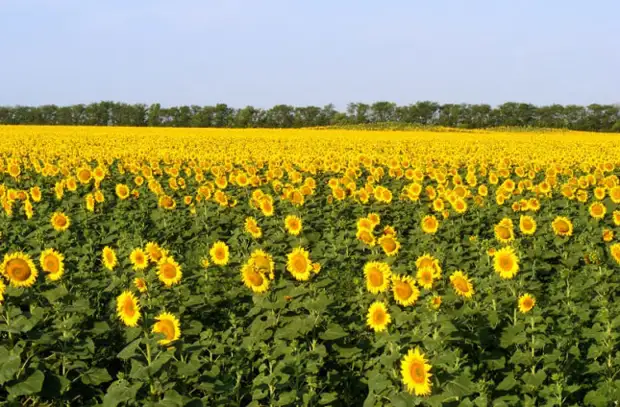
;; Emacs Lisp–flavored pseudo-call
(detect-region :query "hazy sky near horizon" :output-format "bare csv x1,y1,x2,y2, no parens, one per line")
1,0,619,109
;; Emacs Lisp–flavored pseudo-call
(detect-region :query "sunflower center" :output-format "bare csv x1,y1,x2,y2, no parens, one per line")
420,270,433,284
105,252,115,264
215,248,225,260
409,362,426,384
382,238,396,252
522,298,533,309
55,216,67,227
368,269,384,287
523,219,533,229
162,263,177,279
135,254,145,264
44,255,59,273
499,255,513,271
7,259,31,281
497,227,510,239
292,255,307,273
453,277,469,293
424,219,435,229
556,221,569,233
247,270,264,287
395,281,412,299
360,231,373,242
253,255,269,271
157,320,175,340
123,299,136,317
372,309,386,325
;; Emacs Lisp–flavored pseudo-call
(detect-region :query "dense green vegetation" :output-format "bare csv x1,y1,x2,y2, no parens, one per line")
1,101,619,132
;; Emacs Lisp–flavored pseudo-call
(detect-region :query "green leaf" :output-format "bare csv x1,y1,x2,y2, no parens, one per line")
319,323,348,340
319,392,338,405
496,372,518,391
81,367,113,385
0,347,20,385
7,370,45,399
117,338,141,360
584,390,609,407
41,285,69,303
522,370,546,388
103,380,143,407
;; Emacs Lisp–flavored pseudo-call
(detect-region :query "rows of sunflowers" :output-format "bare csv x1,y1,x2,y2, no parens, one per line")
0,125,618,406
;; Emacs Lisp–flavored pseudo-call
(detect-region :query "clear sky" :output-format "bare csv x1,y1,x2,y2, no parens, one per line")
1,0,619,108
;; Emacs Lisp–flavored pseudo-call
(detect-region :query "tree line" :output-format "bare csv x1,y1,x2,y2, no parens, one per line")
1,101,619,132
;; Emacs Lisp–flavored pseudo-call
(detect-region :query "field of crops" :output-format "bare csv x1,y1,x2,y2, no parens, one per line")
0,126,618,406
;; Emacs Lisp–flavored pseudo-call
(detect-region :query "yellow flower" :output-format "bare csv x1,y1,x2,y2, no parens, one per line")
134,277,147,293
250,249,275,280
378,235,400,256
102,247,117,271
421,215,439,234
610,243,620,265
40,249,65,281
152,312,181,345
552,216,573,237
416,267,435,290
363,261,391,294
518,293,536,313
366,301,391,332
130,248,149,271
519,215,536,235
210,241,230,266
51,212,70,232
116,291,141,327
494,218,514,244
429,295,442,310
401,347,433,396
241,261,270,293
0,278,5,303
392,275,419,306
493,246,519,279
0,252,38,288
115,184,130,200
602,229,614,242
145,242,166,263
450,270,474,299
588,202,606,220
415,254,442,278
244,217,262,239
157,256,182,287
356,228,375,246
286,247,312,281
285,215,303,236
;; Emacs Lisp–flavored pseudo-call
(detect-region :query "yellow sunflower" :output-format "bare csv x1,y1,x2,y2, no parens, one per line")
0,278,5,303
102,246,117,271
145,242,167,263
378,235,400,256
250,249,275,280
494,218,514,244
130,248,149,270
429,295,442,310
519,215,536,235
39,249,65,281
157,256,182,287
613,210,620,226
392,275,420,306
609,243,620,265
356,228,376,247
518,293,536,313
493,246,519,279
244,217,262,239
51,212,70,232
421,215,439,234
241,261,270,293
588,202,606,220
116,291,141,327
286,247,312,281
210,241,230,266
134,277,147,293
401,347,433,396
285,215,303,236
415,254,442,279
152,312,181,345
602,229,614,242
416,267,435,290
357,217,374,231
0,252,38,288
366,301,391,332
552,216,573,237
115,184,130,200
450,271,474,299
363,261,391,294
367,212,380,226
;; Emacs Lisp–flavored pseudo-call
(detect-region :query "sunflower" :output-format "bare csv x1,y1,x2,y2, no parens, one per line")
134,277,147,293
367,212,380,226
429,295,442,310
0,252,38,288
200,257,210,268
94,190,105,203
77,167,92,184
51,212,70,231
102,246,117,271
0,278,5,303
40,248,64,281
610,185,620,204
453,197,467,214
378,235,400,256
415,254,442,278
610,243,620,265
286,247,312,281
392,275,420,306
602,229,614,242
494,218,514,244
85,194,95,212
614,210,620,226
401,347,433,396
366,301,391,332
518,293,536,313
552,216,573,237
116,291,141,327
29,186,42,202
244,217,262,239
145,242,166,263
493,246,519,279
285,215,303,236
115,184,130,200
260,199,274,216
356,228,376,246
130,248,149,270
383,225,396,237
210,241,230,266
312,262,321,273
416,267,435,290
421,215,439,234
588,202,606,220
357,217,374,231
450,271,474,299
152,312,181,345
519,215,536,235
250,249,275,280
157,256,182,287
158,195,176,210
363,261,391,294
241,261,270,293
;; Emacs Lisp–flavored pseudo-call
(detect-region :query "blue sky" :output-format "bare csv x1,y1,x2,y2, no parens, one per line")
0,0,618,108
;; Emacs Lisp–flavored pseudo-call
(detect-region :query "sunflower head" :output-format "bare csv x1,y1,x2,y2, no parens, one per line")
416,267,435,290
366,301,391,332
51,212,70,232
392,275,419,306
493,246,519,279
401,347,433,396
363,262,391,294
210,241,230,266
519,215,536,235
450,270,474,299
152,312,181,345
40,249,65,281
134,277,148,293
102,247,117,271
286,247,312,281
285,215,303,236
116,291,141,327
250,249,274,279
551,216,573,237
588,202,606,220
518,293,536,313
130,248,149,270
609,243,620,265
1,252,38,288
378,235,400,256
421,215,439,234
157,256,182,287
241,261,270,293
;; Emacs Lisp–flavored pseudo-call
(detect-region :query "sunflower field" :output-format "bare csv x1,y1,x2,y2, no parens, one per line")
0,126,619,406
